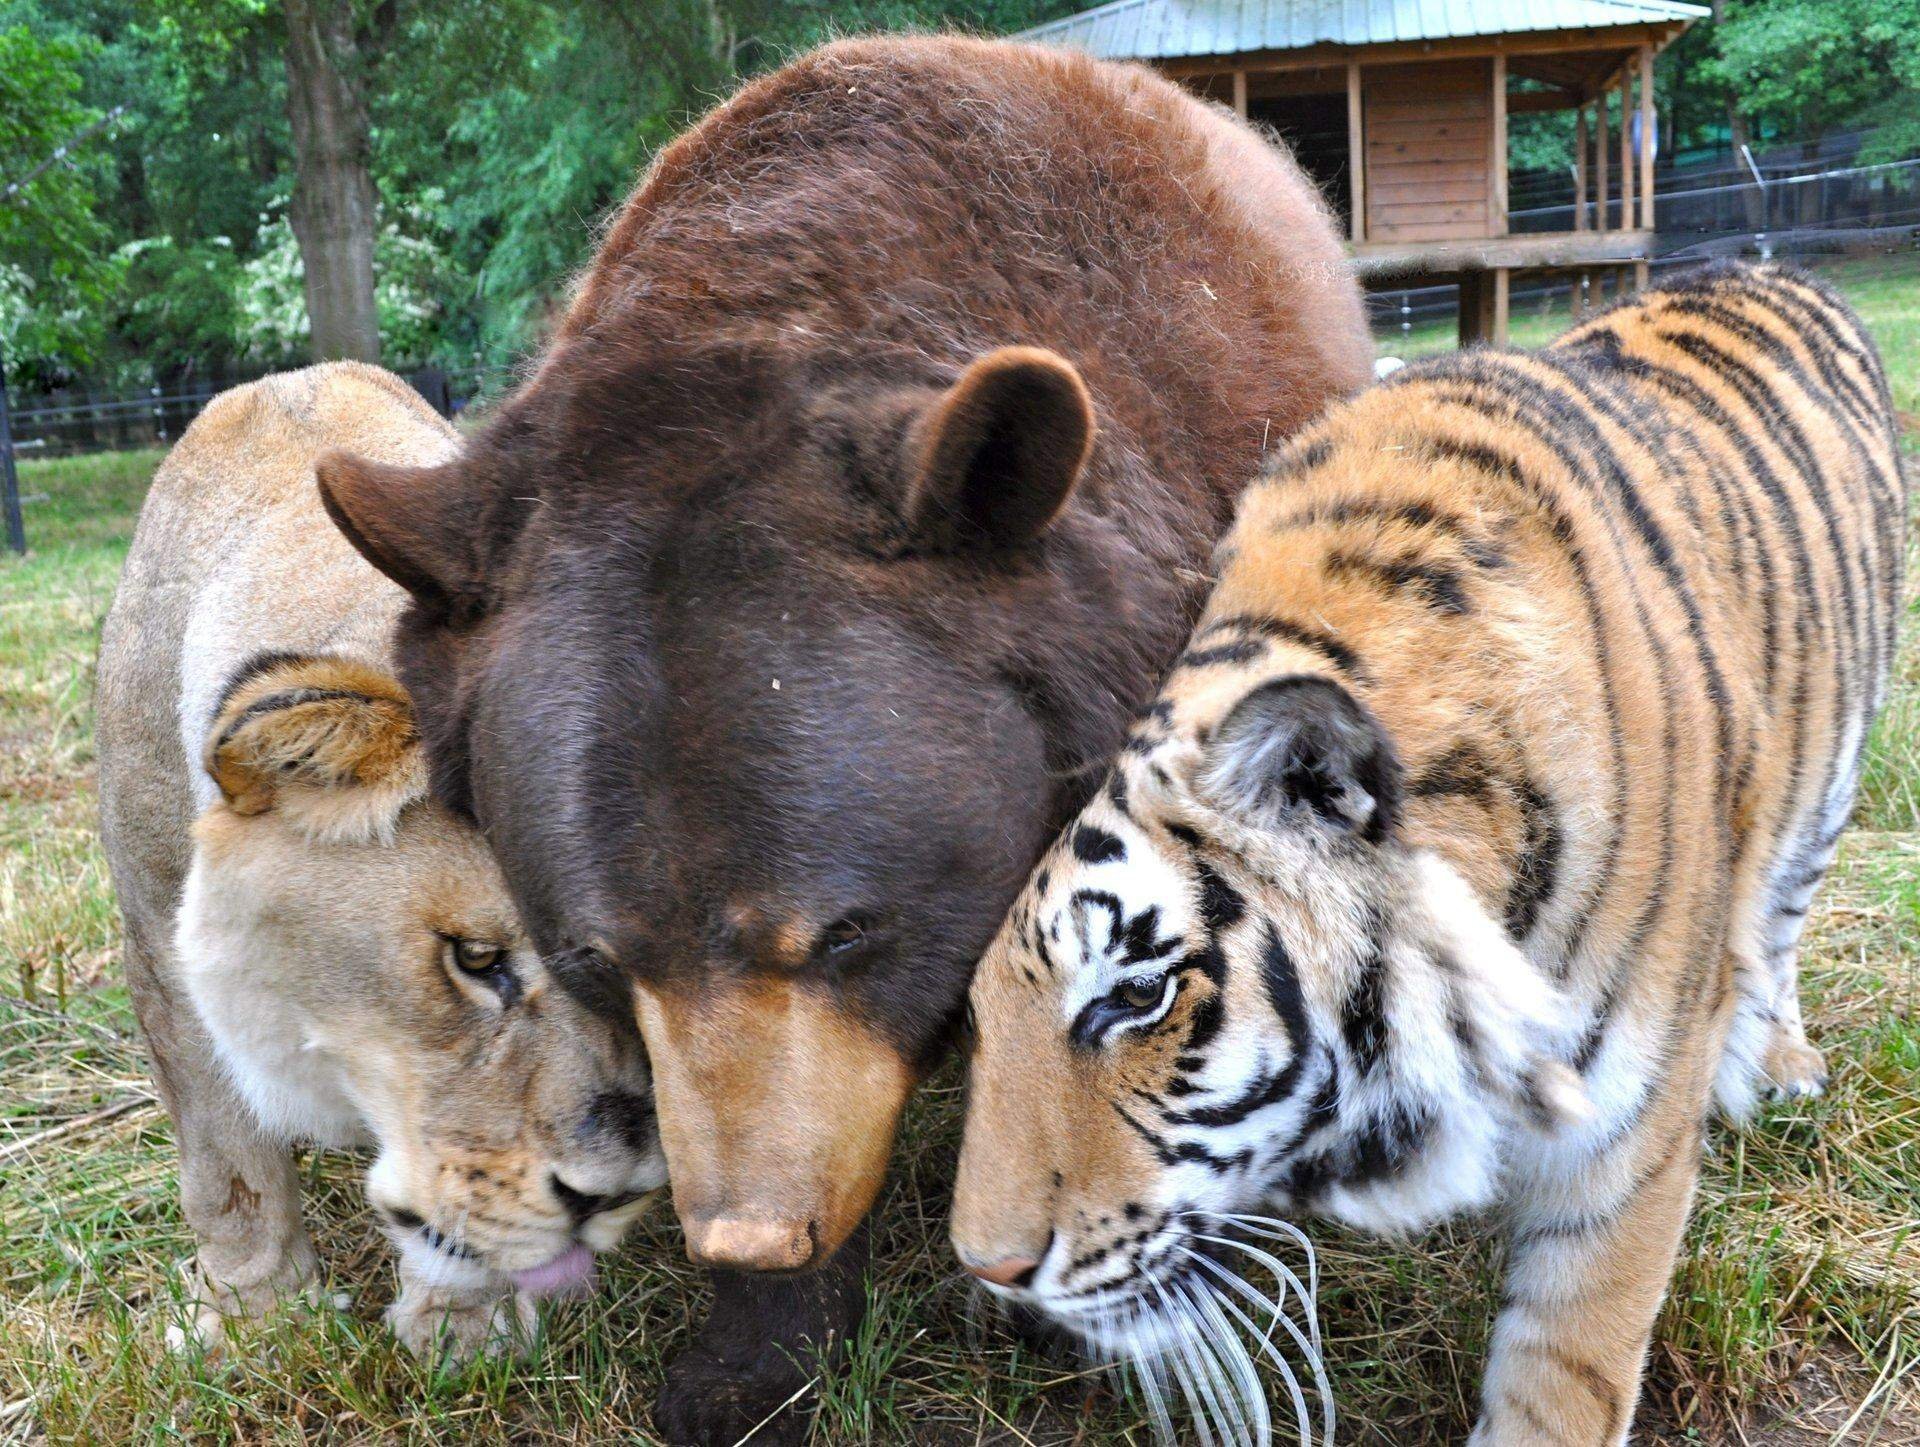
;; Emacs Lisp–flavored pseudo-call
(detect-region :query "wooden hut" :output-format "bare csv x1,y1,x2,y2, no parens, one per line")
1022,0,1707,343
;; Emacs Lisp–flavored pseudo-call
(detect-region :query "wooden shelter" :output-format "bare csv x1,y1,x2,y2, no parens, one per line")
1022,0,1707,342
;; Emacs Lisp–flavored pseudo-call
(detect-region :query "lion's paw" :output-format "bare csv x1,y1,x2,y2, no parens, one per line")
387,1281,537,1361
163,1256,320,1355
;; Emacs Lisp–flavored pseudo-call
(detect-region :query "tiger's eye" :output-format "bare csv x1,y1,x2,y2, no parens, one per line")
1118,975,1165,1011
452,939,505,974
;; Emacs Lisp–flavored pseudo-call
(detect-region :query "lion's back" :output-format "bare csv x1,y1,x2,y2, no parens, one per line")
97,363,455,938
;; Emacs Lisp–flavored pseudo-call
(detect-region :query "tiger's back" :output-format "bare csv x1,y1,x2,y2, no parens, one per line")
1322,262,1906,1113
951,262,1907,1446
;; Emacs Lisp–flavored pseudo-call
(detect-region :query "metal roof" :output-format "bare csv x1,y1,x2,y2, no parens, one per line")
1019,0,1708,60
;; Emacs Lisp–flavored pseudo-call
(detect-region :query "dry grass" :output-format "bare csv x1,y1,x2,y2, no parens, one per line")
2,264,1917,1443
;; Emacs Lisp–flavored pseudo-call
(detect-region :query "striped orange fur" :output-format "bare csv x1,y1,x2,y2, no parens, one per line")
952,263,1907,1445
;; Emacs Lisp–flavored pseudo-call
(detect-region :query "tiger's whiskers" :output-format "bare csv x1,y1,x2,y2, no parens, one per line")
1103,1212,1329,1446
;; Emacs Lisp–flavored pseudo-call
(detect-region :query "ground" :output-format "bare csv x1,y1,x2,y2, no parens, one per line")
2,256,1916,1444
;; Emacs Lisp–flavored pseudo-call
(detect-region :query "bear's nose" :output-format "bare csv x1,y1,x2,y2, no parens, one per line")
966,1255,1041,1289
684,1214,817,1271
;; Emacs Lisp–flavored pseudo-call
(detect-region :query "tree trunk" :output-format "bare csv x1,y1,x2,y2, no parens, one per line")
283,0,380,363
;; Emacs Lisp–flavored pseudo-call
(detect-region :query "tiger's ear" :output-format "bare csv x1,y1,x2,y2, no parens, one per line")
204,654,427,845
1197,676,1402,843
315,452,481,614
897,346,1094,551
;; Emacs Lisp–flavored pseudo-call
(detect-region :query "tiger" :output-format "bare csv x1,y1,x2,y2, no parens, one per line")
950,261,1907,1445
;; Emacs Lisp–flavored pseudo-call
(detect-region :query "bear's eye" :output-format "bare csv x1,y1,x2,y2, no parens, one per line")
1115,973,1168,1012
817,914,873,958
451,939,506,975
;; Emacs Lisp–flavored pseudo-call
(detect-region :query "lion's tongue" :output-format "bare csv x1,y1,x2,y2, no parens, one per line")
510,1243,597,1299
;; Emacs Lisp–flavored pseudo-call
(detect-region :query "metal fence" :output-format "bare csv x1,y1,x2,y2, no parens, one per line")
4,362,510,460
1368,128,1920,335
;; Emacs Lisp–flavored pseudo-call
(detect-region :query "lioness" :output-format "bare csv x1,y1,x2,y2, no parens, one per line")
97,363,667,1357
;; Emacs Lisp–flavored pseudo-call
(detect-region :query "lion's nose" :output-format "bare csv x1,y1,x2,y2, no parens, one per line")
683,1214,817,1271
966,1254,1042,1289
550,1174,615,1224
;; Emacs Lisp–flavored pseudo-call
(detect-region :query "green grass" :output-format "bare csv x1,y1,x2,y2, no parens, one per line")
1378,252,1920,415
2,264,1916,1444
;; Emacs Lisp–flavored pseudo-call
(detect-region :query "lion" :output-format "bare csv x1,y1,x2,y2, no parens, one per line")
95,363,668,1358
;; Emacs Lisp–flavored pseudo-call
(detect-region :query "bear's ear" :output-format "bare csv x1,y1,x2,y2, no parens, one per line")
1197,675,1403,843
204,654,427,844
898,346,1094,551
315,452,481,614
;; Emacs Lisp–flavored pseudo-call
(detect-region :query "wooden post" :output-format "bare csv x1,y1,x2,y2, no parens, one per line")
1574,106,1589,231
1347,61,1365,243
1595,90,1609,232
1492,266,1510,345
1459,271,1495,346
1232,69,1248,119
0,342,22,555
1490,53,1508,237
1618,64,1633,235
1638,44,1655,230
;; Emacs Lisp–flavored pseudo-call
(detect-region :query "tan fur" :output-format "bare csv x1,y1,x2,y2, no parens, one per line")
205,656,427,838
96,365,665,1361
954,265,1907,1444
634,976,913,1271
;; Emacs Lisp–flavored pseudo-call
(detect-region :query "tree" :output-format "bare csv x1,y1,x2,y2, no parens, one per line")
0,23,117,379
282,0,378,360
1712,0,1920,161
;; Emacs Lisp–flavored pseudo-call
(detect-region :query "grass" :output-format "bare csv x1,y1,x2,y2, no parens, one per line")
2,255,1916,1444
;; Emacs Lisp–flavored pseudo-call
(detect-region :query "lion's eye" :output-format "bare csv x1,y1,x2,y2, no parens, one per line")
442,937,522,1007
451,939,506,974
1116,974,1168,1012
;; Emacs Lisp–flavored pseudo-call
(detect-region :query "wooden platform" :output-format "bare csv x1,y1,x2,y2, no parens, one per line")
1349,228,1656,280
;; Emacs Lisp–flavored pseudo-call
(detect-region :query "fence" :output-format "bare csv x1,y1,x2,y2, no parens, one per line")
1368,133,1920,336
3,362,509,460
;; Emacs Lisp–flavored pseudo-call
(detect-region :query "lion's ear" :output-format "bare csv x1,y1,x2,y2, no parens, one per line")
204,654,427,844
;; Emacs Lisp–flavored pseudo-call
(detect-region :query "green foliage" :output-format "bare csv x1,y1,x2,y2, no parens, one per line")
1713,0,1915,143
114,236,245,374
0,0,1080,383
0,23,119,378
227,199,458,365
1511,0,1920,185
19,0,1911,383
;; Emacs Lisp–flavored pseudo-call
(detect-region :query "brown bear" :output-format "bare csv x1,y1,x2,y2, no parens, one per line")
318,33,1371,1445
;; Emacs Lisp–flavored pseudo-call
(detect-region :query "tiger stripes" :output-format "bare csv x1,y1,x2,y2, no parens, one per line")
951,262,1907,1446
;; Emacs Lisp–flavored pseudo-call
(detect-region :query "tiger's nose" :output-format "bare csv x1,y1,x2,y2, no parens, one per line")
965,1255,1041,1289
